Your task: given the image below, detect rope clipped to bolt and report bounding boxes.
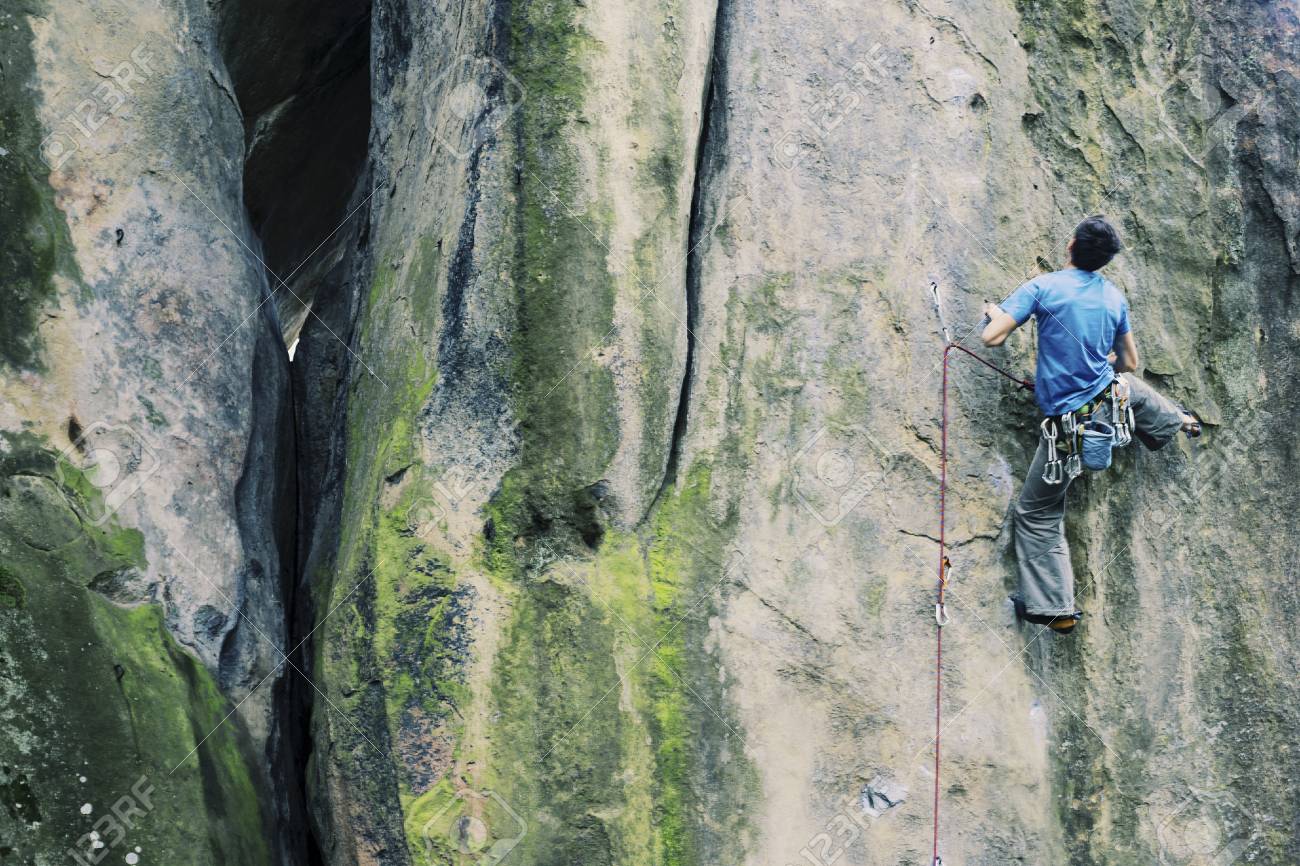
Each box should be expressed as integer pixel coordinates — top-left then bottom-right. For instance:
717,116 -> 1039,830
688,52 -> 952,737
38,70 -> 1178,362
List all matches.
928,282 -> 1033,866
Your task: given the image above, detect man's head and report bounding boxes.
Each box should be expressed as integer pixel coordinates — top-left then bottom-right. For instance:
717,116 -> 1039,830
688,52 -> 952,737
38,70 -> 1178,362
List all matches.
1068,215 -> 1123,271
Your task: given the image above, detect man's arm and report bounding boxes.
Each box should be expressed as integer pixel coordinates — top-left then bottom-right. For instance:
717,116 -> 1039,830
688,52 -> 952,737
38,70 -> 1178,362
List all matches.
1112,330 -> 1139,373
981,303 -> 1019,347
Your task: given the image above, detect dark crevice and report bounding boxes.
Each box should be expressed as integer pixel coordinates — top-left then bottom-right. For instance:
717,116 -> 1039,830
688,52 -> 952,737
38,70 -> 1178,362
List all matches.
231,294 -> 312,866
286,181 -> 374,865
212,2 -> 374,865
270,360 -> 319,866
218,0 -> 373,343
437,143 -> 483,383
652,0 -> 730,512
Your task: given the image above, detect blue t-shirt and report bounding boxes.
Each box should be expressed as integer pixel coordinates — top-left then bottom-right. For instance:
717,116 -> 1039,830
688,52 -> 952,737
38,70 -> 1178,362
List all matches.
1000,268 -> 1130,416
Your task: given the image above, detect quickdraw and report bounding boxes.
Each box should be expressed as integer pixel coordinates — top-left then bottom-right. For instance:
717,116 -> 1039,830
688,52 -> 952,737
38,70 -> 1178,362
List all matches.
935,556 -> 952,626
1112,377 -> 1135,446
1040,417 -> 1065,484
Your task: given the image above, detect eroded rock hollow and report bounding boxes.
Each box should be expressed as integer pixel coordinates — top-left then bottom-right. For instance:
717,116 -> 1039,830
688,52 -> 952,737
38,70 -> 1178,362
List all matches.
2,0 -> 1297,864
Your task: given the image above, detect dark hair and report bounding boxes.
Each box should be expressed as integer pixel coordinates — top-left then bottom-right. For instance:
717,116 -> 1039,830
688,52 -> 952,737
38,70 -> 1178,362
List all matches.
1071,215 -> 1123,271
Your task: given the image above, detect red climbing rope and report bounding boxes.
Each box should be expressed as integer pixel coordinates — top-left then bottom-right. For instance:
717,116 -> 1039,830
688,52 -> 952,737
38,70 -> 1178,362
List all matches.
932,341 -> 1033,866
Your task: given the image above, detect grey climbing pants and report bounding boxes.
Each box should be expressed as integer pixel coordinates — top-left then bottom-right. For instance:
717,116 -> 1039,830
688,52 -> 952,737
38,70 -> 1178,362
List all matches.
1014,374 -> 1186,616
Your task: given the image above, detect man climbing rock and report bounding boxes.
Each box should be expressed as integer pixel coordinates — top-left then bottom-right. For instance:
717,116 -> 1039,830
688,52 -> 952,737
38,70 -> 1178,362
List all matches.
980,216 -> 1201,634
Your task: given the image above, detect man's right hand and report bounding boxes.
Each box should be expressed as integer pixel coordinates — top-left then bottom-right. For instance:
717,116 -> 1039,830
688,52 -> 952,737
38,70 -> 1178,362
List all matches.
981,304 -> 1019,347
1111,332 -> 1139,373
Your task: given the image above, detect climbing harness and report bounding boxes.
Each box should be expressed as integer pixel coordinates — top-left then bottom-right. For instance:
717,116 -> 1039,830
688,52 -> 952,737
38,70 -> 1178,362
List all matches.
931,282 -> 1034,866
1038,378 -> 1134,485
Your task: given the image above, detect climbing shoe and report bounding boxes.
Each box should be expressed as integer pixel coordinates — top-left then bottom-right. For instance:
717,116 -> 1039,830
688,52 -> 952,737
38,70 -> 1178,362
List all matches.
1047,615 -> 1080,634
1010,595 -> 1083,634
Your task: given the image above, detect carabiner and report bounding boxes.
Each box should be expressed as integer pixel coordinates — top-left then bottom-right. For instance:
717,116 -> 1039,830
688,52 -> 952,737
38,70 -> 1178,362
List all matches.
1111,379 -> 1133,446
929,280 -> 952,344
1119,403 -> 1135,446
935,604 -> 949,627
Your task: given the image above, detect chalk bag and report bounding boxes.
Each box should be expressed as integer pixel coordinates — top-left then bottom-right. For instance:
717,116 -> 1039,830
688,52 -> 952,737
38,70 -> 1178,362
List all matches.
1081,420 -> 1116,471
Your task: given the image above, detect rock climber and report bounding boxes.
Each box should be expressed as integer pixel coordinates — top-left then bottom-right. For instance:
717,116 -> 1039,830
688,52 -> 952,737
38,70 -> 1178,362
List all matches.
979,215 -> 1201,634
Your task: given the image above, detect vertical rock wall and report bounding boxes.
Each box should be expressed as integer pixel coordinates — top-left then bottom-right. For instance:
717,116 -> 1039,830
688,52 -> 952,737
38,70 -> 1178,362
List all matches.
673,0 -> 1300,861
1,0 -> 289,861
295,0 -> 740,861
302,0 -> 1298,864
3,0 -> 1297,864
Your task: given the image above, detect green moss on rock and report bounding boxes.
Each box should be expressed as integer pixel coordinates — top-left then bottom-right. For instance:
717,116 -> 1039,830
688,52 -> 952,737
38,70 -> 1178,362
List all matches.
0,432 -> 271,864
0,3 -> 79,371
312,4 -> 754,861
478,465 -> 755,866
506,0 -> 620,521
308,235 -> 450,857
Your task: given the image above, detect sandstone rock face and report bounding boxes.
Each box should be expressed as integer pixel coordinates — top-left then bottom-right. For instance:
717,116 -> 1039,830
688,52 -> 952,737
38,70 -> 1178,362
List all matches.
295,0 -> 727,860
4,0 -> 1298,864
682,0 -> 1300,860
1,0 -> 287,862
301,0 -> 1300,863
